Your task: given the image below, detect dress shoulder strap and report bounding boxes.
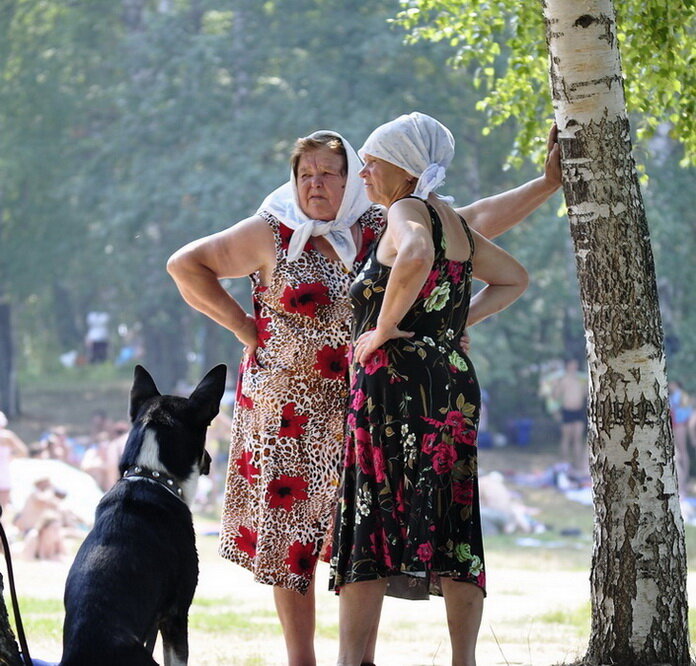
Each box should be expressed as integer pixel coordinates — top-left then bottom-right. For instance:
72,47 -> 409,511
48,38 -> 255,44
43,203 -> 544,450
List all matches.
394,195 -> 445,253
457,214 -> 475,259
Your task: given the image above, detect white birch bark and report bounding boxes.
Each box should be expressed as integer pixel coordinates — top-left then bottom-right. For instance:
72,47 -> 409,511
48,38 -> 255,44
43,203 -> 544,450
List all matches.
542,1 -> 690,663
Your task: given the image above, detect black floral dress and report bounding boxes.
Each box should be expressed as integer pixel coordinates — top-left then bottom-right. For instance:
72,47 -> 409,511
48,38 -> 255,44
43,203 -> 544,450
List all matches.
329,197 -> 485,600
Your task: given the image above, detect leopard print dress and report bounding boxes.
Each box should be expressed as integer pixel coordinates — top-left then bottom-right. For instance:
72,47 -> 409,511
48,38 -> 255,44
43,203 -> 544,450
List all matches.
219,206 -> 384,593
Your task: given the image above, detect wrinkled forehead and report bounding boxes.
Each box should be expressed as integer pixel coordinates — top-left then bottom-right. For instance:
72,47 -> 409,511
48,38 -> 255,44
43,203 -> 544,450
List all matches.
297,146 -> 347,174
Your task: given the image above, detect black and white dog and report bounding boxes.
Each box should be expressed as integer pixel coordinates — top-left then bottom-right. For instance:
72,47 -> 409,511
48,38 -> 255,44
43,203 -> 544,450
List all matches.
59,364 -> 226,666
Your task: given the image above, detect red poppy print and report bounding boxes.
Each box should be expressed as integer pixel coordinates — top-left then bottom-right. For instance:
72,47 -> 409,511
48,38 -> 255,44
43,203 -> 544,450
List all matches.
363,348 -> 389,375
285,540 -> 317,577
234,526 -> 257,558
279,402 -> 308,438
278,223 -> 312,253
256,316 -> 272,348
280,282 -> 331,317
355,226 -> 377,263
314,344 -> 349,379
235,368 -> 254,409
235,450 -> 260,483
266,474 -> 309,511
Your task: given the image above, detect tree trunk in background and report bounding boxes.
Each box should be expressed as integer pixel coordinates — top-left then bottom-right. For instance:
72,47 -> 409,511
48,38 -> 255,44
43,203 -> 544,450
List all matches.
0,576 -> 22,666
140,303 -> 188,393
0,301 -> 18,418
543,1 -> 690,663
52,282 -> 82,351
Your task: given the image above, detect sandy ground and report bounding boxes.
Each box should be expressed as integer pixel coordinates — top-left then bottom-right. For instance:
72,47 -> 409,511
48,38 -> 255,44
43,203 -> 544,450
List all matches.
7,516 -> 694,666
6,524 -> 597,666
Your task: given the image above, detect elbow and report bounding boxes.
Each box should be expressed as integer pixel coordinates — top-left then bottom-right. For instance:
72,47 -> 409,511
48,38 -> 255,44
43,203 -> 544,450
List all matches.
166,250 -> 187,280
515,264 -> 530,295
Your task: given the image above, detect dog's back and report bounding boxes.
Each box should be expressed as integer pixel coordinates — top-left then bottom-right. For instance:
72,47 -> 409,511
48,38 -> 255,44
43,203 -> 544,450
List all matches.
59,364 -> 226,666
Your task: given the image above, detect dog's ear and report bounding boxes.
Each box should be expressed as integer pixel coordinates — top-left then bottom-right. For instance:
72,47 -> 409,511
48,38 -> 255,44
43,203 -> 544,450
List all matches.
188,364 -> 227,426
130,365 -> 161,422
200,449 -> 212,475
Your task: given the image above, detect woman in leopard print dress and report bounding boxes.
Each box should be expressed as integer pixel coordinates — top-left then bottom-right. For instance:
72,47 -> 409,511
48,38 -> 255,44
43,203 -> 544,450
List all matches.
168,132 -> 383,665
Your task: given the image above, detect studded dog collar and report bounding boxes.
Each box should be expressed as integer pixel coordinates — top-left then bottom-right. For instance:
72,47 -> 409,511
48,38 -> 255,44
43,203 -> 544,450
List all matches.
122,465 -> 185,502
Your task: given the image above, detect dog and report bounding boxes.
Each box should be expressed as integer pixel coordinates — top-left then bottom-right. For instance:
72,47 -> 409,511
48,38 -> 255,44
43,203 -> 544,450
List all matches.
59,363 -> 227,666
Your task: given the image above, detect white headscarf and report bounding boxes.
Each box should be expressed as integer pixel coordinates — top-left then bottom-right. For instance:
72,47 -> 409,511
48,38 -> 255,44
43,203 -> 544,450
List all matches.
359,112 -> 455,202
258,130 -> 372,271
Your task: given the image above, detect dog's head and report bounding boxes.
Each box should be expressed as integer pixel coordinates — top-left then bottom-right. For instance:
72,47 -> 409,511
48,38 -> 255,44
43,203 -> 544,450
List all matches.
119,364 -> 227,504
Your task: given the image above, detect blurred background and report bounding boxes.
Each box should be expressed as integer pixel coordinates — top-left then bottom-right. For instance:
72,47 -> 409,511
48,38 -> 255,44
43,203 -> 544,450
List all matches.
0,0 -> 693,444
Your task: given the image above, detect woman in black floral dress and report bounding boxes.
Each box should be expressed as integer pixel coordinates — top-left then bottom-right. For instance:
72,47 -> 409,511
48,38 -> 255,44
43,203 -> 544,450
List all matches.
330,113 -> 530,666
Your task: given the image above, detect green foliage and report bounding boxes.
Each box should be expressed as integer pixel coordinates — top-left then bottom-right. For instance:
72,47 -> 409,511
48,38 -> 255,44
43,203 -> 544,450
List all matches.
0,0 -> 693,413
395,0 -> 696,167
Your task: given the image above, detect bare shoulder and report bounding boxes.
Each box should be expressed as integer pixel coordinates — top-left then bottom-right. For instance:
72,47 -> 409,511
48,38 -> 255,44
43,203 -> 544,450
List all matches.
388,197 -> 431,227
169,214 -> 275,279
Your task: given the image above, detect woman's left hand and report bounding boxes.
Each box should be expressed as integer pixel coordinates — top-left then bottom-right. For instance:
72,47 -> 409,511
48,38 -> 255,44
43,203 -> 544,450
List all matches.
354,325 -> 414,366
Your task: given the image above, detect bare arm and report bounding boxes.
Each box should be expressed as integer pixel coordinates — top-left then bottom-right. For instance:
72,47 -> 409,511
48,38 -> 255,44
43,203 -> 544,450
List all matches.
0,430 -> 28,456
353,199 -> 434,366
466,229 -> 529,327
166,215 -> 275,349
458,124 -> 562,239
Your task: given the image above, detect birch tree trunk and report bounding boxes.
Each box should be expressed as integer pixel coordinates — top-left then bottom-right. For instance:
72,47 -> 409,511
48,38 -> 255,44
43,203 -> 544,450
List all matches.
542,1 -> 691,664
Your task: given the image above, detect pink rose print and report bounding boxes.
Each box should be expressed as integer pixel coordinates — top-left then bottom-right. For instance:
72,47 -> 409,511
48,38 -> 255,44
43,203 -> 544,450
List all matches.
421,432 -> 437,454
419,269 -> 440,298
351,389 -> 367,411
364,348 -> 389,375
447,261 -> 464,284
432,442 -> 457,475
416,542 -> 434,563
452,479 -> 474,505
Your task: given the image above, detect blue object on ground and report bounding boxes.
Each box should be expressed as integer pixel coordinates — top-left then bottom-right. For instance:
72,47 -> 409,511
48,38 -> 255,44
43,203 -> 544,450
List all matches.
509,418 -> 533,446
477,431 -> 493,449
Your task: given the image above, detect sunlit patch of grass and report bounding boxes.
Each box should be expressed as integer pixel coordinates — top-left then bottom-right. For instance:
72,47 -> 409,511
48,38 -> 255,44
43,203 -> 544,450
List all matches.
537,602 -> 591,635
188,608 -> 282,635
315,623 -> 338,640
9,597 -> 63,646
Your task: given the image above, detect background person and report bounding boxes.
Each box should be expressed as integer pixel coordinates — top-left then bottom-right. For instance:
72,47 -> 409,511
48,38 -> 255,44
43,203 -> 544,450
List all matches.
553,358 -> 588,474
168,126 -> 561,666
0,411 -> 29,513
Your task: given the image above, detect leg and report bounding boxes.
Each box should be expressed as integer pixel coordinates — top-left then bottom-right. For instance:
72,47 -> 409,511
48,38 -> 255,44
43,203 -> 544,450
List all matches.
570,421 -> 587,474
273,578 -> 317,666
674,423 -> 689,495
337,578 -> 387,666
160,613 -> 189,666
559,423 -> 571,463
440,578 -> 484,666
360,614 -> 381,665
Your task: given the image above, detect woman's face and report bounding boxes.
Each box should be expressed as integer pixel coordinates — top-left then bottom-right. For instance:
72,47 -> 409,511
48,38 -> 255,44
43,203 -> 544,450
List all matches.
359,154 -> 413,206
296,147 -> 347,221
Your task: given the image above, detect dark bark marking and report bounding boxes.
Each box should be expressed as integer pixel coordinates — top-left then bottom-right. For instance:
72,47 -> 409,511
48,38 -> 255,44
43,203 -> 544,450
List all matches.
574,14 -> 596,29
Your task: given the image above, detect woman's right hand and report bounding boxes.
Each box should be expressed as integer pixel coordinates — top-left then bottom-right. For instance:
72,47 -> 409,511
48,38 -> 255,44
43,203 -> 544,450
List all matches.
235,313 -> 259,357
